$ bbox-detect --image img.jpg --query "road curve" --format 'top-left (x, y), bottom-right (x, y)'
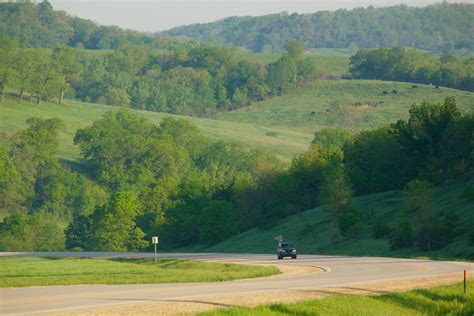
top-left (1, 252), bottom-right (472, 315)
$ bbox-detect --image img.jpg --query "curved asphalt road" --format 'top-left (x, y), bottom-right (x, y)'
top-left (1, 252), bottom-right (472, 315)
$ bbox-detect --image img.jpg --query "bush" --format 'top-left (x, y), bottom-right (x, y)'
top-left (390, 220), bottom-right (413, 250)
top-left (337, 209), bottom-right (364, 239)
top-left (417, 219), bottom-right (444, 251)
top-left (265, 131), bottom-right (278, 137)
top-left (0, 213), bottom-right (65, 251)
top-left (469, 230), bottom-right (474, 246)
top-left (372, 216), bottom-right (392, 239)
top-left (461, 185), bottom-right (474, 201)
top-left (440, 210), bottom-right (460, 246)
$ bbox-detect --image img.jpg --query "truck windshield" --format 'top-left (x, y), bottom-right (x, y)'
top-left (281, 243), bottom-right (294, 248)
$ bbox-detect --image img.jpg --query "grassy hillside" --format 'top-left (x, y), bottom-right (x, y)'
top-left (235, 49), bottom-right (350, 76)
top-left (0, 99), bottom-right (313, 164)
top-left (2, 79), bottom-right (472, 163)
top-left (215, 80), bottom-right (474, 134)
top-left (183, 173), bottom-right (474, 260)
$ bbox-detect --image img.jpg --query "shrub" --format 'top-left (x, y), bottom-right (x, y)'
top-left (372, 216), bottom-right (392, 239)
top-left (337, 209), bottom-right (364, 239)
top-left (461, 185), bottom-right (474, 201)
top-left (390, 220), bottom-right (413, 250)
top-left (265, 131), bottom-right (278, 137)
top-left (417, 218), bottom-right (444, 251)
top-left (469, 230), bottom-right (474, 246)
top-left (440, 210), bottom-right (460, 246)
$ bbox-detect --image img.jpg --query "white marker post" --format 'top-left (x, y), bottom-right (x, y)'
top-left (152, 236), bottom-right (159, 263)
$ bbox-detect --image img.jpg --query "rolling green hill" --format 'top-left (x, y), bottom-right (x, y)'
top-left (235, 48), bottom-right (351, 77)
top-left (164, 3), bottom-right (474, 52)
top-left (2, 79), bottom-right (472, 164)
top-left (0, 99), bottom-right (313, 164)
top-left (215, 80), bottom-right (474, 134)
top-left (182, 173), bottom-right (474, 260)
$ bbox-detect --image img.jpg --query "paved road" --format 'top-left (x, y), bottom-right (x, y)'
top-left (1, 252), bottom-right (472, 315)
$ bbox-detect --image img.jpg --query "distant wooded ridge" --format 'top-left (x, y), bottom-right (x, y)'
top-left (163, 3), bottom-right (474, 53)
top-left (0, 1), bottom-right (192, 50)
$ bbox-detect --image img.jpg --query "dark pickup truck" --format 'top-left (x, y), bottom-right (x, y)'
top-left (276, 242), bottom-right (297, 259)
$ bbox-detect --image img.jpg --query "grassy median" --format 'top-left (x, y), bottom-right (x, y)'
top-left (202, 281), bottom-right (474, 315)
top-left (0, 256), bottom-right (279, 288)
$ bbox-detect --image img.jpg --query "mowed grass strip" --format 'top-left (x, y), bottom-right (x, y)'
top-left (0, 257), bottom-right (279, 288)
top-left (201, 281), bottom-right (474, 315)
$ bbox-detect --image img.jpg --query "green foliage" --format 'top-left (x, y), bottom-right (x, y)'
top-left (390, 220), bottom-right (414, 250)
top-left (0, 213), bottom-right (64, 251)
top-left (469, 230), bottom-right (474, 246)
top-left (462, 185), bottom-right (474, 201)
top-left (337, 209), bottom-right (364, 239)
top-left (64, 214), bottom-right (91, 250)
top-left (165, 3), bottom-right (474, 52)
top-left (403, 179), bottom-right (434, 213)
top-left (194, 173), bottom-right (474, 259)
top-left (199, 200), bottom-right (238, 245)
top-left (0, 1), bottom-right (192, 50)
top-left (372, 216), bottom-right (392, 239)
top-left (440, 210), bottom-right (460, 246)
top-left (403, 179), bottom-right (443, 251)
top-left (312, 128), bottom-right (351, 149)
top-left (0, 40), bottom-right (317, 116)
top-left (1, 90), bottom-right (472, 253)
top-left (351, 46), bottom-right (474, 91)
top-left (393, 97), bottom-right (471, 183)
top-left (345, 127), bottom-right (408, 195)
top-left (87, 191), bottom-right (147, 251)
top-left (0, 38), bottom-right (18, 102)
top-left (318, 154), bottom-right (352, 214)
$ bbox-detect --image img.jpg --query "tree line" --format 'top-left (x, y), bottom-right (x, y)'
top-left (1, 97), bottom-right (472, 252)
top-left (0, 1), bottom-right (191, 50)
top-left (0, 39), bottom-right (317, 115)
top-left (350, 46), bottom-right (474, 92)
top-left (164, 3), bottom-right (474, 53)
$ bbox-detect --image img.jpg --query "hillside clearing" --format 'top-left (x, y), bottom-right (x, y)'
top-left (0, 99), bottom-right (312, 164)
top-left (216, 80), bottom-right (474, 133)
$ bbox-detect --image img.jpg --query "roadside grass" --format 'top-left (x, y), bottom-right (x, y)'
top-left (215, 80), bottom-right (474, 134)
top-left (0, 257), bottom-right (279, 288)
top-left (183, 173), bottom-right (474, 260)
top-left (201, 281), bottom-right (474, 315)
top-left (0, 98), bottom-right (313, 164)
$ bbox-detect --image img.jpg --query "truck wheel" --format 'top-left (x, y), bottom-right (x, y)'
top-left (292, 255), bottom-right (297, 259)
top-left (278, 256), bottom-right (282, 260)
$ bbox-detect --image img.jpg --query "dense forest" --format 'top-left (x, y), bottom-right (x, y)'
top-left (164, 3), bottom-right (474, 53)
top-left (0, 38), bottom-right (317, 115)
top-left (350, 46), bottom-right (474, 91)
top-left (1, 98), bottom-right (473, 252)
top-left (0, 0), bottom-right (191, 50)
